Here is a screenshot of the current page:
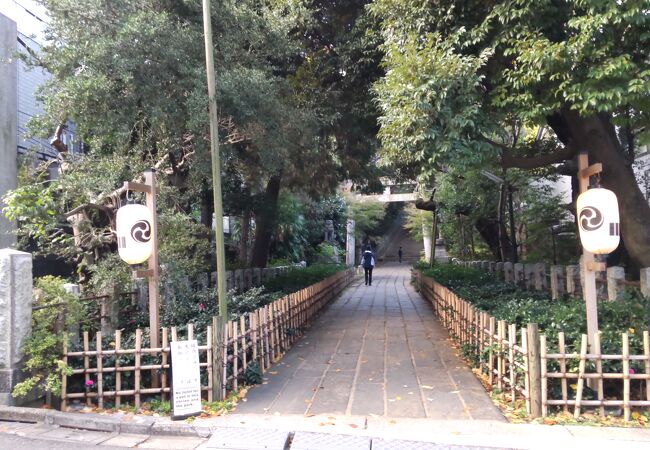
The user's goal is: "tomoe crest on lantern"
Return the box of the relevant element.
[576,187,620,254]
[116,204,154,264]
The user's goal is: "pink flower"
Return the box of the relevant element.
[198,303,206,311]
[85,380,95,388]
[630,368,636,375]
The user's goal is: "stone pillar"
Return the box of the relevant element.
[524,264,535,290]
[488,262,496,274]
[641,268,650,298]
[481,261,490,272]
[503,262,514,283]
[197,273,209,291]
[234,269,243,291]
[566,265,581,296]
[495,262,504,280]
[135,278,148,312]
[422,224,432,264]
[244,269,253,290]
[607,266,625,301]
[550,265,566,300]
[346,219,356,266]
[0,15,17,249]
[261,268,269,283]
[63,283,81,347]
[225,271,233,291]
[101,283,120,336]
[0,249,32,405]
[514,263,525,288]
[534,263,547,291]
[253,268,261,286]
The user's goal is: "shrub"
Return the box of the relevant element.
[263,264,345,294]
[13,276,85,398]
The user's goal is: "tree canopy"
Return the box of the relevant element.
[370,0,650,268]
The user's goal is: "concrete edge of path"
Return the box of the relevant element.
[0,405,210,437]
[3,406,650,449]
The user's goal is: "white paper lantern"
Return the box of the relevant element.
[116,204,154,264]
[576,187,620,254]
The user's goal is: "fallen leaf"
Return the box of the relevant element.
[421,385,433,390]
[270,371,279,375]
[349,424,358,428]
[396,396,401,400]
[389,420,396,424]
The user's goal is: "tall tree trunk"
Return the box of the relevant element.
[475,217,503,260]
[239,210,250,265]
[250,175,282,268]
[560,111,650,268]
[200,188,213,229]
[497,184,509,261]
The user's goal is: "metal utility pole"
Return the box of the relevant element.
[202,0,228,400]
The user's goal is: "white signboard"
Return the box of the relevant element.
[171,340,202,418]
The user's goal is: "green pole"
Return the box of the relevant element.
[202,0,227,400]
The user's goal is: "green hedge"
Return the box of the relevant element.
[262,264,346,295]
[418,262,650,364]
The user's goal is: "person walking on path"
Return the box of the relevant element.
[398,246,403,263]
[362,246,375,285]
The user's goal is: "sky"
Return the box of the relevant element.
[0,0,49,42]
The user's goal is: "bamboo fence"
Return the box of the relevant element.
[416,270,650,419]
[61,268,354,410]
[416,271,534,413]
[542,331,650,419]
[218,268,354,397]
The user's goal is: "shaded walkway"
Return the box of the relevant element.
[234,264,503,420]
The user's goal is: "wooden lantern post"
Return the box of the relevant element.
[577,152,604,347]
[123,169,161,350]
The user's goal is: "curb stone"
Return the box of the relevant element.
[0,405,200,437]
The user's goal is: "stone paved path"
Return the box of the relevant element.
[234,264,504,420]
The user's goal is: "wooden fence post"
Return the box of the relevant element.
[527,323,542,418]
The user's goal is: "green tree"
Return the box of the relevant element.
[7,0,352,274]
[370,0,650,268]
[347,199,386,240]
